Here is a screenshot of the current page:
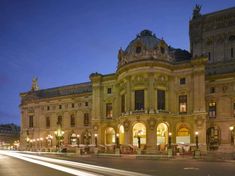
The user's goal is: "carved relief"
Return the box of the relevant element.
[123,120,130,132]
[147,118,156,130]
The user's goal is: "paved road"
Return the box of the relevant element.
[1,151,235,176]
[0,153,73,176]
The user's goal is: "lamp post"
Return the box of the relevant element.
[77,134,80,146]
[94,134,98,147]
[229,126,234,145]
[54,127,64,151]
[195,131,199,149]
[40,137,43,149]
[116,133,120,148]
[25,137,30,150]
[46,135,53,148]
[137,130,143,149]
[168,132,172,149]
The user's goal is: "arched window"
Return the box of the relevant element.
[176,126,190,144]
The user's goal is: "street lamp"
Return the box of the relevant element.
[116,133,120,148]
[168,132,172,149]
[136,130,143,149]
[46,135,53,148]
[54,128,64,151]
[25,137,30,150]
[195,131,199,149]
[94,134,98,147]
[77,134,80,146]
[229,126,234,145]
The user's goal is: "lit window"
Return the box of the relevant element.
[209,102,216,118]
[107,88,112,94]
[46,116,50,128]
[106,103,113,118]
[157,89,165,110]
[29,116,34,128]
[135,90,144,110]
[179,95,187,113]
[180,78,186,85]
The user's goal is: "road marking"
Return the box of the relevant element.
[0,151,152,176]
[184,167,199,170]
[0,151,102,176]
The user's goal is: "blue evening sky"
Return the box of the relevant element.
[0,0,234,125]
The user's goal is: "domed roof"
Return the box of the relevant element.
[117,29,173,68]
[125,30,161,53]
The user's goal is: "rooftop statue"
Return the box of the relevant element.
[31,77,39,91]
[193,4,202,19]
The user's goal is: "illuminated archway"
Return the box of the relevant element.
[176,126,190,144]
[132,123,146,147]
[156,123,168,145]
[207,126,220,150]
[105,127,115,144]
[119,125,125,144]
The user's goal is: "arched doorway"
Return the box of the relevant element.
[156,123,168,150]
[119,125,125,144]
[105,127,115,144]
[132,123,146,147]
[207,126,220,150]
[176,125,190,144]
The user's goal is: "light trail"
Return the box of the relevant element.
[0,150,102,176]
[0,151,151,176]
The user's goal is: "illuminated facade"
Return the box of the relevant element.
[20,6,235,154]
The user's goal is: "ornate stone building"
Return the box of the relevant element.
[20,6,235,154]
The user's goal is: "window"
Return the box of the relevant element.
[208,52,211,61]
[136,46,141,54]
[160,46,165,54]
[233,103,235,117]
[231,48,234,58]
[209,102,216,118]
[57,116,62,126]
[46,116,50,128]
[121,94,125,113]
[179,95,187,113]
[107,88,112,94]
[180,78,186,85]
[29,116,33,128]
[85,102,88,106]
[84,113,89,126]
[210,87,215,93]
[106,103,113,118]
[157,89,165,110]
[135,90,144,110]
[72,103,74,108]
[59,105,62,109]
[70,115,75,127]
[47,106,50,111]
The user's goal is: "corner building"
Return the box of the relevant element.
[20,7,235,154]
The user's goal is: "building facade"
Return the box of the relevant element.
[20,6,235,154]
